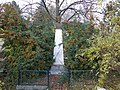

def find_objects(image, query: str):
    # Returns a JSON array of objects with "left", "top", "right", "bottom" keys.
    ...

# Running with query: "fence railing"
[
  {"left": 18, "top": 69, "right": 97, "bottom": 90},
  {"left": 69, "top": 70, "right": 97, "bottom": 89},
  {"left": 18, "top": 70, "right": 49, "bottom": 86}
]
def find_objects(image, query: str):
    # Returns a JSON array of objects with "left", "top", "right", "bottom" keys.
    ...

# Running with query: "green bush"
[{"left": 0, "top": 81, "right": 5, "bottom": 90}]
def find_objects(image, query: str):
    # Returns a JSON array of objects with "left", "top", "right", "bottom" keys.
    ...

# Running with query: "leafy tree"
[
  {"left": 0, "top": 2, "right": 55, "bottom": 87},
  {"left": 0, "top": 81, "right": 5, "bottom": 90},
  {"left": 0, "top": 2, "right": 36, "bottom": 86},
  {"left": 31, "top": 2, "right": 54, "bottom": 70},
  {"left": 63, "top": 22, "right": 97, "bottom": 69},
  {"left": 83, "top": 1, "right": 120, "bottom": 88}
]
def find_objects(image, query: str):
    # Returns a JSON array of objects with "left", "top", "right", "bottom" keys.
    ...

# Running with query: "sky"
[
  {"left": 0, "top": 0, "right": 115, "bottom": 7},
  {"left": 0, "top": 0, "right": 77, "bottom": 11},
  {"left": 0, "top": 0, "right": 116, "bottom": 13},
  {"left": 0, "top": 0, "right": 116, "bottom": 21},
  {"left": 0, "top": 0, "right": 39, "bottom": 8}
]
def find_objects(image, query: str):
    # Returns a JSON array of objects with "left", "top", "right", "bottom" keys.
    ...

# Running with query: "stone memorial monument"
[{"left": 50, "top": 29, "right": 64, "bottom": 75}]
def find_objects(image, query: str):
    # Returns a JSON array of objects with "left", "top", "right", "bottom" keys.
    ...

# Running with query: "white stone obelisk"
[
  {"left": 50, "top": 29, "right": 64, "bottom": 74},
  {"left": 53, "top": 29, "right": 64, "bottom": 65}
]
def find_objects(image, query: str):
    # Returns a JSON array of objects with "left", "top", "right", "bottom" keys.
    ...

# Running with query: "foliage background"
[
  {"left": 0, "top": 1, "right": 120, "bottom": 90},
  {"left": 80, "top": 1, "right": 120, "bottom": 88}
]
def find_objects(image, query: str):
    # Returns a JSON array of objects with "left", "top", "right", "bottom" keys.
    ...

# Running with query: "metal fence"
[
  {"left": 18, "top": 70, "right": 49, "bottom": 86},
  {"left": 18, "top": 69, "right": 97, "bottom": 90},
  {"left": 69, "top": 70, "right": 97, "bottom": 90}
]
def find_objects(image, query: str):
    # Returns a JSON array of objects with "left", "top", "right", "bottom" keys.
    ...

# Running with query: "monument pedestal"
[{"left": 50, "top": 65, "right": 65, "bottom": 75}]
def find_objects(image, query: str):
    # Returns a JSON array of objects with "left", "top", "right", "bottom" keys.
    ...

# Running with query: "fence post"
[
  {"left": 68, "top": 69, "right": 71, "bottom": 90},
  {"left": 18, "top": 70, "right": 21, "bottom": 85},
  {"left": 48, "top": 69, "right": 50, "bottom": 89}
]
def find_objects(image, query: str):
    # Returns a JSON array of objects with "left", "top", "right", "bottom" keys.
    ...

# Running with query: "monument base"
[{"left": 50, "top": 65, "right": 65, "bottom": 75}]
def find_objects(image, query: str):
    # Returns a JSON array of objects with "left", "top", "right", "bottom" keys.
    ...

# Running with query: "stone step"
[{"left": 16, "top": 85, "right": 48, "bottom": 90}]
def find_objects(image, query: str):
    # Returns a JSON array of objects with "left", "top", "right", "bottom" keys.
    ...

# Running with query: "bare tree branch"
[
  {"left": 67, "top": 13, "right": 76, "bottom": 22},
  {"left": 41, "top": 0, "right": 51, "bottom": 16},
  {"left": 41, "top": 0, "right": 55, "bottom": 21},
  {"left": 60, "top": 7, "right": 81, "bottom": 21},
  {"left": 20, "top": 0, "right": 56, "bottom": 21},
  {"left": 60, "top": 0, "right": 96, "bottom": 20},
  {"left": 60, "top": 0, "right": 84, "bottom": 16},
  {"left": 91, "top": 11, "right": 103, "bottom": 14},
  {"left": 21, "top": 0, "right": 97, "bottom": 22},
  {"left": 84, "top": 2, "right": 94, "bottom": 18},
  {"left": 59, "top": 0, "right": 65, "bottom": 8},
  {"left": 21, "top": 2, "right": 42, "bottom": 11}
]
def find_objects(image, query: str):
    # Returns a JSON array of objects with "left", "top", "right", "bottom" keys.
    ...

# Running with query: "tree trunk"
[
  {"left": 56, "top": 0, "right": 61, "bottom": 28},
  {"left": 56, "top": 0, "right": 60, "bottom": 22}
]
